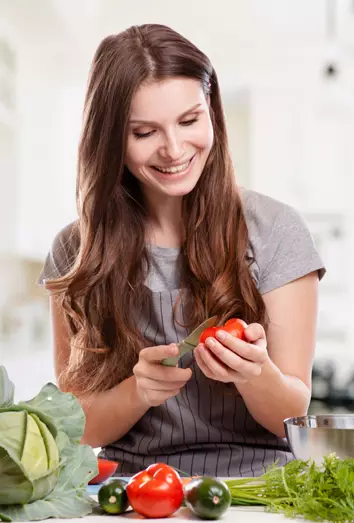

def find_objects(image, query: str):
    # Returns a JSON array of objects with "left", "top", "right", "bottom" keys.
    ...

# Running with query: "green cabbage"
[{"left": 0, "top": 366, "right": 98, "bottom": 521}]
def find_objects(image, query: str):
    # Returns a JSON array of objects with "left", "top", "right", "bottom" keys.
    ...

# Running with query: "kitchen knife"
[{"left": 161, "top": 316, "right": 218, "bottom": 366}]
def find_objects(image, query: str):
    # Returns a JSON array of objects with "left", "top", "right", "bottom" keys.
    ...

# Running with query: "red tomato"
[
  {"left": 126, "top": 463, "right": 184, "bottom": 518},
  {"left": 223, "top": 318, "right": 246, "bottom": 340},
  {"left": 224, "top": 318, "right": 242, "bottom": 327},
  {"left": 199, "top": 326, "right": 219, "bottom": 344},
  {"left": 89, "top": 458, "right": 119, "bottom": 485},
  {"left": 200, "top": 318, "right": 246, "bottom": 344}
]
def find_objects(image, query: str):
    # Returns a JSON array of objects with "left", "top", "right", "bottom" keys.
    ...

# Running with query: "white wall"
[
  {"left": 0, "top": 14, "right": 18, "bottom": 256},
  {"left": 1, "top": 0, "right": 354, "bottom": 393},
  {"left": 16, "top": 55, "right": 81, "bottom": 259}
]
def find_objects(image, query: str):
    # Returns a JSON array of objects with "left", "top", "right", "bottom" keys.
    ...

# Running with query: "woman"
[{"left": 39, "top": 24, "right": 325, "bottom": 477}]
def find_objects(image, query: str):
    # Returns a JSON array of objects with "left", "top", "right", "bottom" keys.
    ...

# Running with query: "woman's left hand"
[{"left": 194, "top": 323, "right": 269, "bottom": 384}]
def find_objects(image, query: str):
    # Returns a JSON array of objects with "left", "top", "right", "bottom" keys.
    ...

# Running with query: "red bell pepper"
[{"left": 126, "top": 463, "right": 184, "bottom": 518}]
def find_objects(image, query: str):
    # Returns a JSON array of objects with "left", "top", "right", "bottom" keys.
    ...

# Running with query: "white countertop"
[
  {"left": 47, "top": 506, "right": 302, "bottom": 523},
  {"left": 20, "top": 480, "right": 306, "bottom": 523},
  {"left": 48, "top": 489, "right": 303, "bottom": 523}
]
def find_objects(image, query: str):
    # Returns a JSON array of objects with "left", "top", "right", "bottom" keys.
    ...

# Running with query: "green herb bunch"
[{"left": 225, "top": 453, "right": 354, "bottom": 523}]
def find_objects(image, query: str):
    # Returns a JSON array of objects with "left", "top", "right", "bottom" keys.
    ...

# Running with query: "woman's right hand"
[{"left": 133, "top": 344, "right": 192, "bottom": 407}]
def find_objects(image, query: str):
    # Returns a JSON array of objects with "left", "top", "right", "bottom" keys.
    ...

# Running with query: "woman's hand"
[
  {"left": 194, "top": 323, "right": 269, "bottom": 384},
  {"left": 133, "top": 344, "right": 192, "bottom": 407}
]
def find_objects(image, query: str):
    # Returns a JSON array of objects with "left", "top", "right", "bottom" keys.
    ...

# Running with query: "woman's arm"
[
  {"left": 233, "top": 272, "right": 318, "bottom": 437},
  {"left": 50, "top": 294, "right": 192, "bottom": 448},
  {"left": 50, "top": 294, "right": 150, "bottom": 448}
]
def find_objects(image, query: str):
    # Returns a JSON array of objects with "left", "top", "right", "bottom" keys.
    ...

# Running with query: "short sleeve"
[
  {"left": 37, "top": 222, "right": 80, "bottom": 285},
  {"left": 257, "top": 204, "right": 326, "bottom": 294},
  {"left": 241, "top": 188, "right": 326, "bottom": 295}
]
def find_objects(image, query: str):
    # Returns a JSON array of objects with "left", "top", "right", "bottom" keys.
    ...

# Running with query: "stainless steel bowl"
[{"left": 284, "top": 414, "right": 354, "bottom": 463}]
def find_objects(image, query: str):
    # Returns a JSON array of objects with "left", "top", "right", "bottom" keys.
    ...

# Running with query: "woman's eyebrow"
[{"left": 129, "top": 103, "right": 202, "bottom": 125}]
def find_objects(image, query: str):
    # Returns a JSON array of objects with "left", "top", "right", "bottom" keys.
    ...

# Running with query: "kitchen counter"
[
  {"left": 70, "top": 480, "right": 304, "bottom": 523},
  {"left": 45, "top": 506, "right": 302, "bottom": 522},
  {"left": 18, "top": 480, "right": 306, "bottom": 523},
  {"left": 51, "top": 486, "right": 302, "bottom": 523}
]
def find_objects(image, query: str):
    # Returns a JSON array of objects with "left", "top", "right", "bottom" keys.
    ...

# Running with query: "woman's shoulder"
[
  {"left": 50, "top": 221, "right": 80, "bottom": 260},
  {"left": 55, "top": 220, "right": 80, "bottom": 243},
  {"left": 239, "top": 187, "right": 298, "bottom": 233},
  {"left": 239, "top": 187, "right": 313, "bottom": 247},
  {"left": 239, "top": 187, "right": 326, "bottom": 294},
  {"left": 38, "top": 221, "right": 80, "bottom": 284}
]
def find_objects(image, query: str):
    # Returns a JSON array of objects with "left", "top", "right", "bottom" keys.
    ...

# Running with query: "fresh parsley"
[{"left": 225, "top": 453, "right": 354, "bottom": 522}]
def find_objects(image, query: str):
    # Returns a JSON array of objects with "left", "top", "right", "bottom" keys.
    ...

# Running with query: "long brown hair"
[{"left": 47, "top": 24, "right": 266, "bottom": 396}]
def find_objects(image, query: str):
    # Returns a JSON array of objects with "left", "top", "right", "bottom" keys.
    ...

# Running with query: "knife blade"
[{"left": 161, "top": 316, "right": 218, "bottom": 366}]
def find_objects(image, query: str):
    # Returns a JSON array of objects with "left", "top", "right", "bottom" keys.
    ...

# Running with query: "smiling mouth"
[{"left": 153, "top": 156, "right": 194, "bottom": 174}]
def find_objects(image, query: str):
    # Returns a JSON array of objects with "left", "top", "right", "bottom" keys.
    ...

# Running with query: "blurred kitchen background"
[{"left": 0, "top": 0, "right": 353, "bottom": 410}]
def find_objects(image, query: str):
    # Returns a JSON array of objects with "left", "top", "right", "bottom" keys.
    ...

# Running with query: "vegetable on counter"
[
  {"left": 224, "top": 453, "right": 354, "bottom": 523},
  {"left": 0, "top": 365, "right": 98, "bottom": 522},
  {"left": 98, "top": 479, "right": 129, "bottom": 515},
  {"left": 184, "top": 477, "right": 231, "bottom": 520},
  {"left": 126, "top": 463, "right": 184, "bottom": 518},
  {"left": 89, "top": 458, "right": 119, "bottom": 484},
  {"left": 94, "top": 453, "right": 354, "bottom": 522},
  {"left": 200, "top": 318, "right": 246, "bottom": 344}
]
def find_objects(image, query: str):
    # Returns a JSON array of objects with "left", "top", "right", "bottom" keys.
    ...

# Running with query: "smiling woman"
[
  {"left": 126, "top": 84, "right": 213, "bottom": 201},
  {"left": 124, "top": 77, "right": 214, "bottom": 240},
  {"left": 37, "top": 24, "right": 325, "bottom": 478}
]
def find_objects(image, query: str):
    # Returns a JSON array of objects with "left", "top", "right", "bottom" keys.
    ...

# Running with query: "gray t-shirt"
[
  {"left": 39, "top": 188, "right": 325, "bottom": 293},
  {"left": 38, "top": 188, "right": 325, "bottom": 477}
]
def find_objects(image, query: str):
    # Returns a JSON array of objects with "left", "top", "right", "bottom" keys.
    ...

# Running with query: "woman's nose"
[{"left": 159, "top": 131, "right": 184, "bottom": 161}]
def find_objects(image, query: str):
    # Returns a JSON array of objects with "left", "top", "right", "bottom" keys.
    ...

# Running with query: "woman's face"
[{"left": 125, "top": 77, "right": 214, "bottom": 199}]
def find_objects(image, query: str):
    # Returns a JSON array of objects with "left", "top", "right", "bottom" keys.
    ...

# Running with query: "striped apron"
[{"left": 99, "top": 289, "right": 292, "bottom": 477}]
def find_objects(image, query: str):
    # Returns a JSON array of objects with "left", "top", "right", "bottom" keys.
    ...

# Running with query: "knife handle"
[
  {"left": 161, "top": 356, "right": 179, "bottom": 367},
  {"left": 161, "top": 340, "right": 196, "bottom": 366}
]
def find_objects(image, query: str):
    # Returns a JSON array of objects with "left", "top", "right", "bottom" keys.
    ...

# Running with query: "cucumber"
[
  {"left": 184, "top": 477, "right": 231, "bottom": 520},
  {"left": 98, "top": 479, "right": 129, "bottom": 515}
]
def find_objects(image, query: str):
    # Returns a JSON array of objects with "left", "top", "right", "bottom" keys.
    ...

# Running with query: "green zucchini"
[
  {"left": 184, "top": 476, "right": 231, "bottom": 520},
  {"left": 98, "top": 479, "right": 129, "bottom": 515}
]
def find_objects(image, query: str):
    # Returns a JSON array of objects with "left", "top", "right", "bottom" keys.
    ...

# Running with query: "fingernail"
[
  {"left": 205, "top": 337, "right": 215, "bottom": 347},
  {"left": 216, "top": 330, "right": 226, "bottom": 341}
]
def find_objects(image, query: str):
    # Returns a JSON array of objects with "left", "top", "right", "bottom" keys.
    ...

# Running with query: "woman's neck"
[{"left": 144, "top": 192, "right": 183, "bottom": 248}]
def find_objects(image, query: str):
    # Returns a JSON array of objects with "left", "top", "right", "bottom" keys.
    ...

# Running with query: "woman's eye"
[
  {"left": 133, "top": 130, "right": 155, "bottom": 139},
  {"left": 133, "top": 118, "right": 198, "bottom": 138},
  {"left": 180, "top": 117, "right": 198, "bottom": 127}
]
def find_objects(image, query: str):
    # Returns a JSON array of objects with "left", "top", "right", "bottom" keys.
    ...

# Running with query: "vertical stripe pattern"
[{"left": 100, "top": 289, "right": 292, "bottom": 477}]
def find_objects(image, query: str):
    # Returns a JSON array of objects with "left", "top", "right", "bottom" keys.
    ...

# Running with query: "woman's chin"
[
  {"left": 162, "top": 184, "right": 198, "bottom": 198},
  {"left": 160, "top": 175, "right": 201, "bottom": 197}
]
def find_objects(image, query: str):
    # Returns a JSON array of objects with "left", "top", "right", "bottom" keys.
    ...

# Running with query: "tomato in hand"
[
  {"left": 199, "top": 318, "right": 246, "bottom": 344},
  {"left": 126, "top": 463, "right": 184, "bottom": 518},
  {"left": 223, "top": 318, "right": 246, "bottom": 340},
  {"left": 199, "top": 326, "right": 219, "bottom": 344}
]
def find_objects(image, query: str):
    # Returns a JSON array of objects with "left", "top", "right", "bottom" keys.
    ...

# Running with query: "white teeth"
[{"left": 155, "top": 159, "right": 190, "bottom": 174}]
